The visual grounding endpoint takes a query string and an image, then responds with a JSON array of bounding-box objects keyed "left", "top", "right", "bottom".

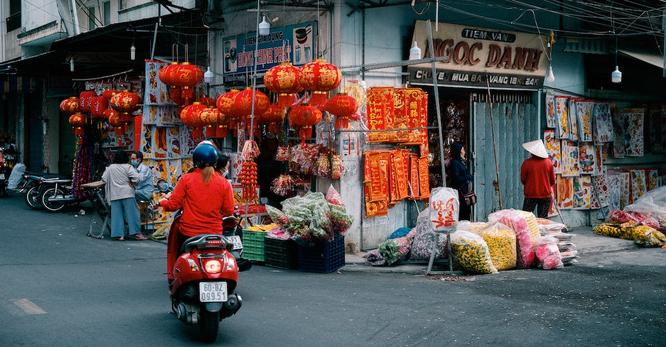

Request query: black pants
[{"left": 522, "top": 198, "right": 551, "bottom": 218}]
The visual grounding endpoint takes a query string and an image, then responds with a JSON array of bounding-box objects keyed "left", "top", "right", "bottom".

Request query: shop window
[
  {"left": 88, "top": 7, "right": 97, "bottom": 30},
  {"left": 6, "top": 0, "right": 21, "bottom": 31},
  {"left": 103, "top": 2, "right": 111, "bottom": 26}
]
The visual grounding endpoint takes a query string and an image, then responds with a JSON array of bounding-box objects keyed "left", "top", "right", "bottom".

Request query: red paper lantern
[
  {"left": 289, "top": 104, "right": 322, "bottom": 144},
  {"left": 200, "top": 106, "right": 221, "bottom": 130},
  {"left": 264, "top": 62, "right": 301, "bottom": 107},
  {"left": 233, "top": 88, "right": 270, "bottom": 118},
  {"left": 102, "top": 108, "right": 118, "bottom": 120},
  {"left": 110, "top": 91, "right": 141, "bottom": 113},
  {"left": 108, "top": 112, "right": 125, "bottom": 136},
  {"left": 90, "top": 96, "right": 109, "bottom": 119},
  {"left": 79, "top": 91, "right": 96, "bottom": 113},
  {"left": 68, "top": 112, "right": 86, "bottom": 137},
  {"left": 298, "top": 59, "right": 342, "bottom": 107},
  {"left": 180, "top": 102, "right": 207, "bottom": 140},
  {"left": 262, "top": 104, "right": 286, "bottom": 124},
  {"left": 168, "top": 86, "right": 183, "bottom": 105},
  {"left": 159, "top": 62, "right": 179, "bottom": 86},
  {"left": 102, "top": 89, "right": 118, "bottom": 101},
  {"left": 180, "top": 86, "right": 195, "bottom": 106},
  {"left": 198, "top": 96, "right": 215, "bottom": 107},
  {"left": 324, "top": 93, "right": 358, "bottom": 129},
  {"left": 216, "top": 89, "right": 239, "bottom": 115},
  {"left": 171, "top": 62, "right": 203, "bottom": 87},
  {"left": 59, "top": 97, "right": 80, "bottom": 115}
]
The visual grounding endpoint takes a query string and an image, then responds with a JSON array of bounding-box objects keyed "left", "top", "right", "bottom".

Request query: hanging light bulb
[
  {"left": 611, "top": 66, "right": 622, "bottom": 83},
  {"left": 546, "top": 65, "right": 555, "bottom": 83},
  {"left": 130, "top": 42, "right": 136, "bottom": 61},
  {"left": 409, "top": 41, "right": 421, "bottom": 60},
  {"left": 259, "top": 15, "right": 270, "bottom": 36},
  {"left": 70, "top": 57, "right": 75, "bottom": 72},
  {"left": 204, "top": 66, "right": 214, "bottom": 84}
]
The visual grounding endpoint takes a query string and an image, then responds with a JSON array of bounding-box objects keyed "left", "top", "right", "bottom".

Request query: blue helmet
[{"left": 193, "top": 141, "right": 219, "bottom": 168}]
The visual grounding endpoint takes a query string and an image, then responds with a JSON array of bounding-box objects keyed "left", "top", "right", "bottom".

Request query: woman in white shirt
[{"left": 102, "top": 151, "right": 148, "bottom": 241}]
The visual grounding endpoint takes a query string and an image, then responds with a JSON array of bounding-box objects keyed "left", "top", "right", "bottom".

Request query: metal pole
[
  {"left": 70, "top": 0, "right": 81, "bottom": 35},
  {"left": 426, "top": 20, "right": 453, "bottom": 274},
  {"left": 663, "top": 8, "right": 666, "bottom": 78}
]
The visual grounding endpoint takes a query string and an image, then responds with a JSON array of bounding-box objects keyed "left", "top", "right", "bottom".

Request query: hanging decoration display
[
  {"left": 573, "top": 175, "right": 592, "bottom": 209},
  {"left": 622, "top": 108, "right": 645, "bottom": 157},
  {"left": 59, "top": 97, "right": 80, "bottom": 114},
  {"left": 593, "top": 103, "right": 613, "bottom": 143},
  {"left": 179, "top": 102, "right": 207, "bottom": 140},
  {"left": 630, "top": 169, "right": 647, "bottom": 203},
  {"left": 90, "top": 96, "right": 109, "bottom": 119},
  {"left": 555, "top": 96, "right": 570, "bottom": 140},
  {"left": 545, "top": 94, "right": 557, "bottom": 128},
  {"left": 556, "top": 175, "right": 574, "bottom": 209},
  {"left": 233, "top": 88, "right": 270, "bottom": 136},
  {"left": 261, "top": 104, "right": 286, "bottom": 134},
  {"left": 366, "top": 87, "right": 395, "bottom": 143},
  {"left": 239, "top": 140, "right": 260, "bottom": 203},
  {"left": 561, "top": 140, "right": 580, "bottom": 177},
  {"left": 298, "top": 59, "right": 342, "bottom": 107},
  {"left": 68, "top": 112, "right": 87, "bottom": 137},
  {"left": 79, "top": 90, "right": 96, "bottom": 113},
  {"left": 107, "top": 111, "right": 125, "bottom": 136},
  {"left": 324, "top": 93, "right": 358, "bottom": 129},
  {"left": 199, "top": 106, "right": 222, "bottom": 137},
  {"left": 575, "top": 101, "right": 594, "bottom": 142},
  {"left": 216, "top": 89, "right": 240, "bottom": 136},
  {"left": 158, "top": 60, "right": 204, "bottom": 106},
  {"left": 578, "top": 143, "right": 596, "bottom": 175},
  {"left": 544, "top": 130, "right": 561, "bottom": 174},
  {"left": 263, "top": 62, "right": 301, "bottom": 108}
]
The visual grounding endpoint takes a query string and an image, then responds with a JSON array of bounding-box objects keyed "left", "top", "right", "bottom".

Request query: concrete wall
[
  {"left": 22, "top": 0, "right": 60, "bottom": 33},
  {"left": 119, "top": 0, "right": 196, "bottom": 23},
  {"left": 0, "top": 0, "right": 21, "bottom": 62}
]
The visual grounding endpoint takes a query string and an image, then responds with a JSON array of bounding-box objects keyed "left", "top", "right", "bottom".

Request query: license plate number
[
  {"left": 199, "top": 282, "right": 227, "bottom": 303},
  {"left": 227, "top": 236, "right": 243, "bottom": 250}
]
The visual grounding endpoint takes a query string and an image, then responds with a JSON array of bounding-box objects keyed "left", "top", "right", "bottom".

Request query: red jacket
[
  {"left": 520, "top": 157, "right": 556, "bottom": 199},
  {"left": 160, "top": 169, "right": 235, "bottom": 237}
]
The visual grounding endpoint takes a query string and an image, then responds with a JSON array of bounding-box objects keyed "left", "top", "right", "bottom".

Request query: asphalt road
[{"left": 0, "top": 194, "right": 664, "bottom": 346}]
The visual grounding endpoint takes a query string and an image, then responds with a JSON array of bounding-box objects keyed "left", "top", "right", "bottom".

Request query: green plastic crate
[{"left": 242, "top": 229, "right": 266, "bottom": 262}]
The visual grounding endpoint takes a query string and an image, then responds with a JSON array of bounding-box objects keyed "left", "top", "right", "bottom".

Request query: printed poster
[
  {"left": 591, "top": 175, "right": 610, "bottom": 208},
  {"left": 555, "top": 96, "right": 570, "bottom": 139},
  {"left": 623, "top": 108, "right": 645, "bottom": 157},
  {"left": 561, "top": 140, "right": 580, "bottom": 177},
  {"left": 167, "top": 127, "right": 182, "bottom": 159},
  {"left": 612, "top": 109, "right": 627, "bottom": 158},
  {"left": 545, "top": 94, "right": 557, "bottom": 128},
  {"left": 575, "top": 101, "right": 594, "bottom": 142},
  {"left": 168, "top": 159, "right": 182, "bottom": 187},
  {"left": 618, "top": 172, "right": 631, "bottom": 209},
  {"left": 544, "top": 130, "right": 562, "bottom": 173},
  {"left": 646, "top": 169, "right": 658, "bottom": 192},
  {"left": 593, "top": 103, "right": 613, "bottom": 143},
  {"left": 140, "top": 125, "right": 153, "bottom": 158},
  {"left": 556, "top": 175, "right": 574, "bottom": 209},
  {"left": 630, "top": 169, "right": 647, "bottom": 203},
  {"left": 573, "top": 175, "right": 592, "bottom": 209},
  {"left": 578, "top": 143, "right": 596, "bottom": 175},
  {"left": 144, "top": 60, "right": 168, "bottom": 105},
  {"left": 606, "top": 175, "right": 621, "bottom": 211},
  {"left": 594, "top": 144, "right": 604, "bottom": 176},
  {"left": 152, "top": 127, "right": 168, "bottom": 159},
  {"left": 569, "top": 99, "right": 579, "bottom": 141}
]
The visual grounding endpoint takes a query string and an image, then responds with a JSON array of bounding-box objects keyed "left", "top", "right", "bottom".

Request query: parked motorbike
[
  {"left": 40, "top": 178, "right": 77, "bottom": 212},
  {"left": 169, "top": 213, "right": 243, "bottom": 342},
  {"left": 223, "top": 215, "right": 252, "bottom": 272}
]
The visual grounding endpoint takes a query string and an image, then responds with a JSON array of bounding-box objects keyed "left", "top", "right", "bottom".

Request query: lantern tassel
[
  {"left": 277, "top": 93, "right": 296, "bottom": 108},
  {"left": 309, "top": 91, "right": 328, "bottom": 108}
]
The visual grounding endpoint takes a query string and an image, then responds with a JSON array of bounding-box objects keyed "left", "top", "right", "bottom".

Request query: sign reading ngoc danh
[{"left": 409, "top": 21, "right": 549, "bottom": 89}]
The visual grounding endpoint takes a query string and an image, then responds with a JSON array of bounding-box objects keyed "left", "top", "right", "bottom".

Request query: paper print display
[
  {"left": 618, "top": 172, "right": 631, "bottom": 208},
  {"left": 151, "top": 127, "right": 168, "bottom": 159},
  {"left": 578, "top": 143, "right": 596, "bottom": 175},
  {"left": 594, "top": 144, "right": 604, "bottom": 176},
  {"left": 573, "top": 175, "right": 592, "bottom": 209},
  {"left": 575, "top": 101, "right": 594, "bottom": 142},
  {"left": 545, "top": 94, "right": 557, "bottom": 128},
  {"left": 646, "top": 169, "right": 658, "bottom": 192},
  {"left": 140, "top": 125, "right": 153, "bottom": 157},
  {"left": 606, "top": 175, "right": 621, "bottom": 211},
  {"left": 144, "top": 60, "right": 168, "bottom": 105},
  {"left": 555, "top": 97, "right": 570, "bottom": 139},
  {"left": 168, "top": 160, "right": 182, "bottom": 187},
  {"left": 568, "top": 99, "right": 579, "bottom": 141},
  {"left": 544, "top": 130, "right": 561, "bottom": 173},
  {"left": 630, "top": 169, "right": 647, "bottom": 203},
  {"left": 623, "top": 109, "right": 645, "bottom": 157},
  {"left": 144, "top": 105, "right": 159, "bottom": 125},
  {"left": 556, "top": 175, "right": 574, "bottom": 209},
  {"left": 612, "top": 111, "right": 626, "bottom": 158},
  {"left": 181, "top": 158, "right": 194, "bottom": 175},
  {"left": 591, "top": 175, "right": 610, "bottom": 208},
  {"left": 167, "top": 127, "right": 182, "bottom": 158},
  {"left": 593, "top": 103, "right": 613, "bottom": 143},
  {"left": 561, "top": 140, "right": 580, "bottom": 177}
]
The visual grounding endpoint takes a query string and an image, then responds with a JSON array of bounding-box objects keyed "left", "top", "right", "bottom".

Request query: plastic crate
[
  {"left": 264, "top": 237, "right": 297, "bottom": 270},
  {"left": 297, "top": 236, "right": 345, "bottom": 273},
  {"left": 242, "top": 229, "right": 266, "bottom": 262}
]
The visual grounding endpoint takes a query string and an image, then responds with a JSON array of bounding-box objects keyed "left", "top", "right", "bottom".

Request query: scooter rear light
[
  {"left": 225, "top": 254, "right": 236, "bottom": 271},
  {"left": 203, "top": 259, "right": 222, "bottom": 273}
]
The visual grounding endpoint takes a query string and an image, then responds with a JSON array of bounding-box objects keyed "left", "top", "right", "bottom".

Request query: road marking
[{"left": 13, "top": 299, "right": 47, "bottom": 315}]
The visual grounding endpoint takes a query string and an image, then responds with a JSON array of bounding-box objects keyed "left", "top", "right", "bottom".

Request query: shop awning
[{"left": 619, "top": 49, "right": 664, "bottom": 69}]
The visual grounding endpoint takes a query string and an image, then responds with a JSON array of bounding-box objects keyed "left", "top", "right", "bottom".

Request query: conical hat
[{"left": 522, "top": 139, "right": 549, "bottom": 159}]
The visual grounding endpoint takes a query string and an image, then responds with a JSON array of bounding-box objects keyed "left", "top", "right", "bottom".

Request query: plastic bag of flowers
[
  {"left": 410, "top": 208, "right": 448, "bottom": 260},
  {"left": 378, "top": 236, "right": 411, "bottom": 266},
  {"left": 535, "top": 236, "right": 564, "bottom": 270},
  {"left": 450, "top": 230, "right": 497, "bottom": 274},
  {"left": 488, "top": 209, "right": 539, "bottom": 269},
  {"left": 474, "top": 222, "right": 517, "bottom": 271}
]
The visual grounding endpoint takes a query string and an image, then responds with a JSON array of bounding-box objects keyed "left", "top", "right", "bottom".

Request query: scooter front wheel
[
  {"left": 41, "top": 187, "right": 66, "bottom": 212},
  {"left": 198, "top": 310, "right": 220, "bottom": 342},
  {"left": 25, "top": 185, "right": 42, "bottom": 209}
]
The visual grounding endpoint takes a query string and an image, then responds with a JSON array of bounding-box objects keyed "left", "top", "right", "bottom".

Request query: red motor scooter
[{"left": 169, "top": 212, "right": 243, "bottom": 342}]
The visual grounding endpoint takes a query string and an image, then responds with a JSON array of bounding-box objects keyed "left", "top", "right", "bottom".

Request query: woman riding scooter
[{"left": 159, "top": 141, "right": 235, "bottom": 282}]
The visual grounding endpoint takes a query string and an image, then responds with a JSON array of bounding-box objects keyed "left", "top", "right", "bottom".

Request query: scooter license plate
[
  {"left": 199, "top": 282, "right": 228, "bottom": 303},
  {"left": 227, "top": 236, "right": 243, "bottom": 250}
]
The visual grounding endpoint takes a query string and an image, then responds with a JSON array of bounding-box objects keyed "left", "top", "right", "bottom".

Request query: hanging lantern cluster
[
  {"left": 216, "top": 89, "right": 239, "bottom": 136},
  {"left": 60, "top": 97, "right": 85, "bottom": 137},
  {"left": 159, "top": 61, "right": 204, "bottom": 106},
  {"left": 324, "top": 93, "right": 358, "bottom": 129},
  {"left": 68, "top": 113, "right": 87, "bottom": 137},
  {"left": 261, "top": 103, "right": 286, "bottom": 134},
  {"left": 59, "top": 97, "right": 80, "bottom": 114},
  {"left": 109, "top": 90, "right": 141, "bottom": 135},
  {"left": 90, "top": 96, "right": 109, "bottom": 119},
  {"left": 180, "top": 102, "right": 208, "bottom": 140},
  {"left": 289, "top": 104, "right": 323, "bottom": 144},
  {"left": 200, "top": 106, "right": 228, "bottom": 139},
  {"left": 79, "top": 90, "right": 96, "bottom": 113},
  {"left": 233, "top": 88, "right": 270, "bottom": 136},
  {"left": 264, "top": 62, "right": 301, "bottom": 108}
]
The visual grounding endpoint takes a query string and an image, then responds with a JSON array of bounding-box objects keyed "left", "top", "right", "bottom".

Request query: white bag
[{"left": 429, "top": 187, "right": 460, "bottom": 232}]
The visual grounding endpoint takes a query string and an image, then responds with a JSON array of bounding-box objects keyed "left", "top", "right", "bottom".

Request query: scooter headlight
[{"left": 203, "top": 259, "right": 222, "bottom": 273}]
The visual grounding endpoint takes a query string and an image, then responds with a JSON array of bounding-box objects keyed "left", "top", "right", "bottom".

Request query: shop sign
[
  {"left": 222, "top": 21, "right": 317, "bottom": 85},
  {"left": 409, "top": 21, "right": 548, "bottom": 89}
]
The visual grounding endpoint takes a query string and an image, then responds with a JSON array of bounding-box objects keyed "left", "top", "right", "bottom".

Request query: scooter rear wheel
[
  {"left": 198, "top": 310, "right": 220, "bottom": 342},
  {"left": 41, "top": 187, "right": 67, "bottom": 212},
  {"left": 25, "top": 185, "right": 42, "bottom": 209}
]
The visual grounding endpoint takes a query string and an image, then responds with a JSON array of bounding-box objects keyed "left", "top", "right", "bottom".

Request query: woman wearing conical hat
[{"left": 520, "top": 140, "right": 556, "bottom": 218}]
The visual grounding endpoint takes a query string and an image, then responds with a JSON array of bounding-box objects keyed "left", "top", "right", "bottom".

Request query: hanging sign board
[
  {"left": 222, "top": 21, "right": 317, "bottom": 86},
  {"left": 409, "top": 21, "right": 548, "bottom": 89}
]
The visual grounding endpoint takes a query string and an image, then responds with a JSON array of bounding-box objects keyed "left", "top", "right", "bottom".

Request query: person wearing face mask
[{"left": 130, "top": 151, "right": 153, "bottom": 202}]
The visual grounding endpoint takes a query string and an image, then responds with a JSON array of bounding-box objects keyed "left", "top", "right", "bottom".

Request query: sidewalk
[{"left": 341, "top": 226, "right": 637, "bottom": 274}]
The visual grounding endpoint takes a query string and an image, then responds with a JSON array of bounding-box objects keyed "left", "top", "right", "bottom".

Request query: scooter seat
[{"left": 180, "top": 234, "right": 226, "bottom": 254}]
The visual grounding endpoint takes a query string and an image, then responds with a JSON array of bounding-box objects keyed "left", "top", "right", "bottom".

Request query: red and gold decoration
[
  {"left": 198, "top": 96, "right": 215, "bottom": 107},
  {"left": 102, "top": 89, "right": 118, "bottom": 101},
  {"left": 110, "top": 91, "right": 141, "bottom": 114},
  {"left": 79, "top": 91, "right": 96, "bottom": 113},
  {"left": 363, "top": 150, "right": 391, "bottom": 217},
  {"left": 261, "top": 104, "right": 286, "bottom": 133},
  {"left": 107, "top": 111, "right": 125, "bottom": 136},
  {"left": 324, "top": 93, "right": 358, "bottom": 129},
  {"left": 239, "top": 140, "right": 261, "bottom": 203},
  {"left": 366, "top": 87, "right": 396, "bottom": 142},
  {"left": 90, "top": 96, "right": 109, "bottom": 119},
  {"left": 233, "top": 88, "right": 270, "bottom": 137},
  {"left": 216, "top": 89, "right": 240, "bottom": 136},
  {"left": 288, "top": 104, "right": 323, "bottom": 144},
  {"left": 298, "top": 59, "right": 342, "bottom": 107},
  {"left": 68, "top": 112, "right": 86, "bottom": 137},
  {"left": 159, "top": 61, "right": 204, "bottom": 106},
  {"left": 180, "top": 102, "right": 207, "bottom": 140},
  {"left": 59, "top": 97, "right": 80, "bottom": 114},
  {"left": 199, "top": 106, "right": 223, "bottom": 138},
  {"left": 264, "top": 62, "right": 301, "bottom": 108}
]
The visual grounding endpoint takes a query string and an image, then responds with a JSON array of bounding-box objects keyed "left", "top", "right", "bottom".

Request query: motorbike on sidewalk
[{"left": 168, "top": 213, "right": 243, "bottom": 342}]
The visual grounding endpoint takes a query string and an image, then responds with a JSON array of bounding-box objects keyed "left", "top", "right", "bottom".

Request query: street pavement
[{"left": 0, "top": 194, "right": 664, "bottom": 346}]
